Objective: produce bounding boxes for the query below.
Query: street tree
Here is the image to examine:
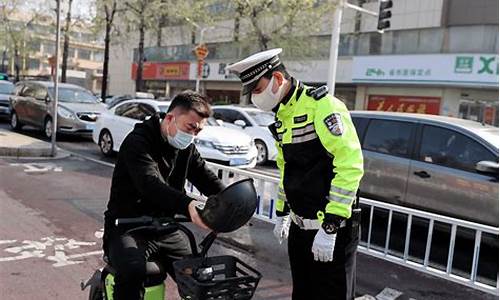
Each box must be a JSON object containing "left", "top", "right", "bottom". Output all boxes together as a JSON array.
[
  {"left": 120, "top": 0, "right": 167, "bottom": 92},
  {"left": 229, "top": 0, "right": 336, "bottom": 56},
  {"left": 0, "top": 0, "right": 42, "bottom": 81},
  {"left": 92, "top": 0, "right": 122, "bottom": 101},
  {"left": 60, "top": 0, "right": 74, "bottom": 83}
]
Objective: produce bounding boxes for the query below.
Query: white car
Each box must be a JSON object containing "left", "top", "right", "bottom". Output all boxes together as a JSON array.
[
  {"left": 92, "top": 99, "right": 258, "bottom": 168},
  {"left": 213, "top": 105, "right": 277, "bottom": 165}
]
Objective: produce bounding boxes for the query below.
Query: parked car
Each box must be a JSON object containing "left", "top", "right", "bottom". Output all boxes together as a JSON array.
[
  {"left": 0, "top": 80, "right": 14, "bottom": 119},
  {"left": 9, "top": 81, "right": 106, "bottom": 139},
  {"left": 351, "top": 111, "right": 499, "bottom": 227},
  {"left": 213, "top": 105, "right": 277, "bottom": 165},
  {"left": 93, "top": 99, "right": 258, "bottom": 168}
]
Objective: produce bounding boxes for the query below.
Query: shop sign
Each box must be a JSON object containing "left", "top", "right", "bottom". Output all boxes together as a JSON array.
[
  {"left": 131, "top": 62, "right": 190, "bottom": 80},
  {"left": 353, "top": 54, "right": 498, "bottom": 87},
  {"left": 189, "top": 62, "right": 238, "bottom": 80},
  {"left": 367, "top": 95, "right": 441, "bottom": 115}
]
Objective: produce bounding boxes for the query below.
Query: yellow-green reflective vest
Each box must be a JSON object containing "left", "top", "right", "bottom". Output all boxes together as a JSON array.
[{"left": 274, "top": 81, "right": 364, "bottom": 219}]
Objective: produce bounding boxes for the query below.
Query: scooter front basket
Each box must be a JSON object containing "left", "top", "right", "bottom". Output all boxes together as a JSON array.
[{"left": 173, "top": 255, "right": 261, "bottom": 300}]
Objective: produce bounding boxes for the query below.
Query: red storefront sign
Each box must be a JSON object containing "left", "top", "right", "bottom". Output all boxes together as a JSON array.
[
  {"left": 131, "top": 62, "right": 190, "bottom": 80},
  {"left": 367, "top": 95, "right": 441, "bottom": 115}
]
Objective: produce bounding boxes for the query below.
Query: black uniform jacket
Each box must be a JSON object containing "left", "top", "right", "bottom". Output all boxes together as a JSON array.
[{"left": 104, "top": 113, "right": 224, "bottom": 232}]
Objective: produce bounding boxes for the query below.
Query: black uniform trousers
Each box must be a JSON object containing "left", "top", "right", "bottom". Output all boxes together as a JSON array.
[
  {"left": 106, "top": 230, "right": 191, "bottom": 300},
  {"left": 288, "top": 218, "right": 359, "bottom": 300}
]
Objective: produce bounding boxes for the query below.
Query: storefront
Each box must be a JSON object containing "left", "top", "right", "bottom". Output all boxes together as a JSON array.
[{"left": 352, "top": 54, "right": 499, "bottom": 126}]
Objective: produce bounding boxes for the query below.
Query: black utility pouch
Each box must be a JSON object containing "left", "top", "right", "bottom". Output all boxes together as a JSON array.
[{"left": 349, "top": 208, "right": 362, "bottom": 237}]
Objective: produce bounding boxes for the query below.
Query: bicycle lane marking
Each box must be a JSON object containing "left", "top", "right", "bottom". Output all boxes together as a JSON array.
[{"left": 0, "top": 230, "right": 104, "bottom": 267}]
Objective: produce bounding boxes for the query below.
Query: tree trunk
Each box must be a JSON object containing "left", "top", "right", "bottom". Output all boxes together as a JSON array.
[
  {"left": 101, "top": 20, "right": 112, "bottom": 101},
  {"left": 61, "top": 0, "right": 73, "bottom": 83},
  {"left": 14, "top": 47, "right": 20, "bottom": 82},
  {"left": 136, "top": 16, "right": 145, "bottom": 92}
]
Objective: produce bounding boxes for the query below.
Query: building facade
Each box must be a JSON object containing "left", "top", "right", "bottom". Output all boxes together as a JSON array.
[
  {"left": 109, "top": 0, "right": 499, "bottom": 125},
  {"left": 1, "top": 13, "right": 104, "bottom": 93}
]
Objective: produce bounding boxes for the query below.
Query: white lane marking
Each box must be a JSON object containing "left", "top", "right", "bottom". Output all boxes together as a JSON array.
[
  {"left": 376, "top": 287, "right": 404, "bottom": 300},
  {"left": 94, "top": 228, "right": 104, "bottom": 239},
  {"left": 0, "top": 235, "right": 102, "bottom": 267},
  {"left": 10, "top": 163, "right": 63, "bottom": 173},
  {"left": 0, "top": 240, "right": 17, "bottom": 245},
  {"left": 62, "top": 149, "right": 115, "bottom": 168}
]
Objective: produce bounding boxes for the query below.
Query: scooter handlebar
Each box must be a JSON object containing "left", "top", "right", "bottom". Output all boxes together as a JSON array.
[{"left": 115, "top": 216, "right": 153, "bottom": 227}]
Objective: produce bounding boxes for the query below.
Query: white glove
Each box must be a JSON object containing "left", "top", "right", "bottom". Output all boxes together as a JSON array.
[
  {"left": 311, "top": 228, "right": 337, "bottom": 262},
  {"left": 273, "top": 215, "right": 291, "bottom": 244}
]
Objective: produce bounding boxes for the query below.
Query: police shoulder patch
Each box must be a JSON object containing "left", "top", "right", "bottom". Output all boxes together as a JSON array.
[{"left": 323, "top": 113, "right": 343, "bottom": 136}]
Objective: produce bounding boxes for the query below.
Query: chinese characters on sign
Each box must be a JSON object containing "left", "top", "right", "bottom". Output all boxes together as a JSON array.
[
  {"left": 131, "top": 62, "right": 190, "bottom": 80},
  {"left": 367, "top": 95, "right": 441, "bottom": 115},
  {"left": 353, "top": 54, "right": 498, "bottom": 86}
]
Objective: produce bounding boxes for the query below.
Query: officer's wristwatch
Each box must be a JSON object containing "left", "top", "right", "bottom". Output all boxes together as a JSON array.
[
  {"left": 322, "top": 222, "right": 339, "bottom": 234},
  {"left": 321, "top": 214, "right": 344, "bottom": 235}
]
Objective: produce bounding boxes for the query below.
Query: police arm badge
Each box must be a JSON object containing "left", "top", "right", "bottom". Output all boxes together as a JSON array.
[{"left": 324, "top": 113, "right": 343, "bottom": 136}]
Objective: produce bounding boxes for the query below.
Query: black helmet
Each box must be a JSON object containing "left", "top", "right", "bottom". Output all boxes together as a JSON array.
[{"left": 199, "top": 179, "right": 258, "bottom": 233}]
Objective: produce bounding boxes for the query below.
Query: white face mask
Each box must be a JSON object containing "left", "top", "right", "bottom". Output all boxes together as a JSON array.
[
  {"left": 167, "top": 117, "right": 195, "bottom": 150},
  {"left": 251, "top": 76, "right": 285, "bottom": 111}
]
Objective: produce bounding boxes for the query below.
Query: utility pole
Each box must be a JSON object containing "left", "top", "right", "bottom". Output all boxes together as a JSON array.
[
  {"left": 51, "top": 0, "right": 61, "bottom": 157},
  {"left": 327, "top": 0, "right": 388, "bottom": 95}
]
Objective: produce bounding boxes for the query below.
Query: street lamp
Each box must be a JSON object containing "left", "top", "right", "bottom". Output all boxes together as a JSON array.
[
  {"left": 184, "top": 18, "right": 215, "bottom": 93},
  {"left": 195, "top": 26, "right": 214, "bottom": 93},
  {"left": 51, "top": 0, "right": 62, "bottom": 157}
]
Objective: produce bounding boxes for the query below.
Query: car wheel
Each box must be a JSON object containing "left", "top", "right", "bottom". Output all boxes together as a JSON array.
[
  {"left": 255, "top": 140, "right": 268, "bottom": 165},
  {"left": 10, "top": 111, "right": 22, "bottom": 130},
  {"left": 99, "top": 130, "right": 115, "bottom": 157},
  {"left": 44, "top": 117, "right": 53, "bottom": 140}
]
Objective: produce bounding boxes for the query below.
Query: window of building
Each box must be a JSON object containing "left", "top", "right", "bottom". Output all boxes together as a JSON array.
[
  {"left": 43, "top": 43, "right": 56, "bottom": 55},
  {"left": 68, "top": 48, "right": 76, "bottom": 58},
  {"left": 363, "top": 119, "right": 414, "bottom": 158},
  {"left": 78, "top": 49, "right": 91, "bottom": 60},
  {"left": 28, "top": 40, "right": 41, "bottom": 53},
  {"left": 28, "top": 58, "right": 40, "bottom": 70},
  {"left": 419, "top": 125, "right": 497, "bottom": 173},
  {"left": 93, "top": 51, "right": 104, "bottom": 62}
]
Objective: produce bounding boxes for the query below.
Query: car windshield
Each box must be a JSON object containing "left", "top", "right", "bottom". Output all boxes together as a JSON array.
[
  {"left": 0, "top": 82, "right": 14, "bottom": 94},
  {"left": 207, "top": 117, "right": 220, "bottom": 126},
  {"left": 476, "top": 127, "right": 500, "bottom": 150},
  {"left": 246, "top": 110, "right": 275, "bottom": 126},
  {"left": 158, "top": 105, "right": 169, "bottom": 113},
  {"left": 48, "top": 87, "right": 98, "bottom": 103}
]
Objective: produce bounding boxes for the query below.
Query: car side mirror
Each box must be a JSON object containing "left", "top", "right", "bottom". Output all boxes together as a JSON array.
[
  {"left": 234, "top": 119, "right": 246, "bottom": 128},
  {"left": 476, "top": 161, "right": 499, "bottom": 177}
]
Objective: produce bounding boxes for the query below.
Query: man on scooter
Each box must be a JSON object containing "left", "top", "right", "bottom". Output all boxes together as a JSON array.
[{"left": 103, "top": 90, "right": 225, "bottom": 300}]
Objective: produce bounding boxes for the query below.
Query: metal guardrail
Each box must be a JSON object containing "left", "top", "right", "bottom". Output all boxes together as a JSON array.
[{"left": 187, "top": 162, "right": 499, "bottom": 295}]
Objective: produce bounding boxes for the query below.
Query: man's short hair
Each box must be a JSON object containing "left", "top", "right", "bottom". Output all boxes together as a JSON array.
[{"left": 167, "top": 90, "right": 212, "bottom": 118}]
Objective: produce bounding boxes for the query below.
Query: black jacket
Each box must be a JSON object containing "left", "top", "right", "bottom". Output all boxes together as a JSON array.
[{"left": 104, "top": 114, "right": 224, "bottom": 231}]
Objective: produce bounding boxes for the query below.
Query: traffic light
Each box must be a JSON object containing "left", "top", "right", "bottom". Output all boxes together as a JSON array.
[{"left": 377, "top": 0, "right": 393, "bottom": 31}]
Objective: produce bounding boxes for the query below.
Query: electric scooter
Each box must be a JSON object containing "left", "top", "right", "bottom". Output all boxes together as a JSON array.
[{"left": 81, "top": 216, "right": 261, "bottom": 300}]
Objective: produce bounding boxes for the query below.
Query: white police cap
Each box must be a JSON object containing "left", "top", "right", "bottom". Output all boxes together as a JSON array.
[{"left": 226, "top": 48, "right": 283, "bottom": 95}]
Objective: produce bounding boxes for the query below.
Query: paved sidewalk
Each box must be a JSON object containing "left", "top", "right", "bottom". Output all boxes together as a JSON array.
[{"left": 0, "top": 127, "right": 52, "bottom": 157}]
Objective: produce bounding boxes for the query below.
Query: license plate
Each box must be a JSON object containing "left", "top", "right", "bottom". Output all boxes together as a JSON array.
[
  {"left": 230, "top": 158, "right": 247, "bottom": 166},
  {"left": 86, "top": 124, "right": 95, "bottom": 130}
]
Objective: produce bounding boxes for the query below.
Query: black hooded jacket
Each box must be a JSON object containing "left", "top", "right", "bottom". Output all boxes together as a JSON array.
[{"left": 104, "top": 113, "right": 224, "bottom": 232}]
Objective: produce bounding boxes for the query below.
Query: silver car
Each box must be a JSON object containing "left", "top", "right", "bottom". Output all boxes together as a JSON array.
[
  {"left": 351, "top": 111, "right": 499, "bottom": 227},
  {"left": 9, "top": 81, "right": 106, "bottom": 139},
  {"left": 0, "top": 80, "right": 14, "bottom": 118}
]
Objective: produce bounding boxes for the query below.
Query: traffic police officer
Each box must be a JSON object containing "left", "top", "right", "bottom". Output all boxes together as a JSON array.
[{"left": 226, "top": 48, "right": 364, "bottom": 300}]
